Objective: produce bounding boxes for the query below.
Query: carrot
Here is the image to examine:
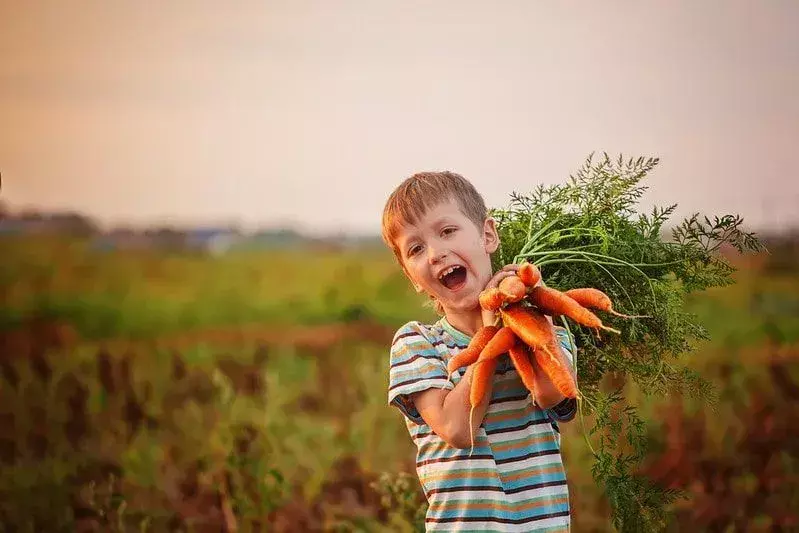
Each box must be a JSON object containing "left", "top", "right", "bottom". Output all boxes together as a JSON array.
[
  {"left": 564, "top": 287, "right": 650, "bottom": 319},
  {"left": 467, "top": 357, "right": 498, "bottom": 454},
  {"left": 500, "top": 303, "right": 578, "bottom": 399},
  {"left": 468, "top": 327, "right": 518, "bottom": 453},
  {"left": 538, "top": 335, "right": 578, "bottom": 399},
  {"left": 528, "top": 286, "right": 621, "bottom": 334},
  {"left": 498, "top": 276, "right": 526, "bottom": 303},
  {"left": 447, "top": 325, "right": 499, "bottom": 376},
  {"left": 508, "top": 344, "right": 536, "bottom": 396},
  {"left": 500, "top": 303, "right": 558, "bottom": 357},
  {"left": 479, "top": 287, "right": 504, "bottom": 311},
  {"left": 473, "top": 327, "right": 518, "bottom": 365},
  {"left": 517, "top": 262, "right": 541, "bottom": 288}
]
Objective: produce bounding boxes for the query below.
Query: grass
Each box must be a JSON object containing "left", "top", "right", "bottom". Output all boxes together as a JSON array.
[{"left": 0, "top": 236, "right": 432, "bottom": 340}]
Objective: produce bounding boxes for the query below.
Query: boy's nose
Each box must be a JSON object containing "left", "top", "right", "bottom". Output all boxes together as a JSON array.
[{"left": 428, "top": 247, "right": 447, "bottom": 264}]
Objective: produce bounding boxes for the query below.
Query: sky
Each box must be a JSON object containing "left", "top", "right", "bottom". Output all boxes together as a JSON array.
[{"left": 1, "top": 1, "right": 798, "bottom": 236}]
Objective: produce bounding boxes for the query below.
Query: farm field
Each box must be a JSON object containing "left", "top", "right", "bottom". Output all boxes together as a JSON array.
[{"left": 1, "top": 235, "right": 798, "bottom": 532}]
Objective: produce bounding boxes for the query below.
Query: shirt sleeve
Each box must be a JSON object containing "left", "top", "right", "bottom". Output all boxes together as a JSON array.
[
  {"left": 387, "top": 322, "right": 454, "bottom": 425},
  {"left": 547, "top": 326, "right": 578, "bottom": 422}
]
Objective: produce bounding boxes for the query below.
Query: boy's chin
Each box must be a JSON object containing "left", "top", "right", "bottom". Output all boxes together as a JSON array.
[{"left": 440, "top": 294, "right": 480, "bottom": 313}]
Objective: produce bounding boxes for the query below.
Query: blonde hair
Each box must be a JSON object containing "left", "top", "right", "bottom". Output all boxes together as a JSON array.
[{"left": 381, "top": 171, "right": 489, "bottom": 315}]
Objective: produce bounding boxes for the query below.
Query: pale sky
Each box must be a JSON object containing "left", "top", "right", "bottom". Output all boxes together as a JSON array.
[{"left": 1, "top": 1, "right": 797, "bottom": 235}]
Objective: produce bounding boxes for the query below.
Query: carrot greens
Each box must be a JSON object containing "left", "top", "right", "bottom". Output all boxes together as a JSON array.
[{"left": 489, "top": 153, "right": 764, "bottom": 531}]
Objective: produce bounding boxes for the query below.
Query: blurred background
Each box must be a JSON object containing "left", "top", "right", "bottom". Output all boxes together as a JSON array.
[{"left": 1, "top": 2, "right": 798, "bottom": 531}]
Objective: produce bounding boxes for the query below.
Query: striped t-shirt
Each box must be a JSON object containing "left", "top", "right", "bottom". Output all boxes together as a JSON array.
[{"left": 388, "top": 317, "right": 577, "bottom": 532}]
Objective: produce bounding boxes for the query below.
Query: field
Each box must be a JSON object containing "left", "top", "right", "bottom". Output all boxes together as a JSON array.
[{"left": 1, "top": 234, "right": 798, "bottom": 532}]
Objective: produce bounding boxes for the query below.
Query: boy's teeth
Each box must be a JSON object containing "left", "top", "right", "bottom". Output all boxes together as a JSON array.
[{"left": 439, "top": 266, "right": 457, "bottom": 279}]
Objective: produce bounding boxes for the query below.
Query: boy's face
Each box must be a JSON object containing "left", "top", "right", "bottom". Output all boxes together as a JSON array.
[{"left": 395, "top": 198, "right": 499, "bottom": 315}]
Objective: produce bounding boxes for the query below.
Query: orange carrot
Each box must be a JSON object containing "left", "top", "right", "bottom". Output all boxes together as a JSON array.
[
  {"left": 498, "top": 276, "right": 526, "bottom": 303},
  {"left": 564, "top": 287, "right": 650, "bottom": 319},
  {"left": 474, "top": 327, "right": 518, "bottom": 365},
  {"left": 468, "top": 357, "right": 498, "bottom": 454},
  {"left": 500, "top": 304, "right": 578, "bottom": 399},
  {"left": 447, "top": 325, "right": 499, "bottom": 376},
  {"left": 538, "top": 335, "right": 578, "bottom": 399},
  {"left": 517, "top": 262, "right": 541, "bottom": 288},
  {"left": 529, "top": 286, "right": 621, "bottom": 334},
  {"left": 470, "top": 354, "right": 500, "bottom": 407},
  {"left": 500, "top": 304, "right": 557, "bottom": 357},
  {"left": 508, "top": 344, "right": 536, "bottom": 396},
  {"left": 479, "top": 287, "right": 504, "bottom": 311},
  {"left": 468, "top": 327, "right": 518, "bottom": 453}
]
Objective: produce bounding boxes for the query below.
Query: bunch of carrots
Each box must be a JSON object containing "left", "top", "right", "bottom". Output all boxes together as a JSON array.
[{"left": 447, "top": 262, "right": 644, "bottom": 449}]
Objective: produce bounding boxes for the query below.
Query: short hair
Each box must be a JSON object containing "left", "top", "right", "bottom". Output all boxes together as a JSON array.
[{"left": 381, "top": 171, "right": 488, "bottom": 261}]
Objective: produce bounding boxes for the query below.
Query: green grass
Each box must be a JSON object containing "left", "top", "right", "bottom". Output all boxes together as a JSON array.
[{"left": 0, "top": 236, "right": 434, "bottom": 339}]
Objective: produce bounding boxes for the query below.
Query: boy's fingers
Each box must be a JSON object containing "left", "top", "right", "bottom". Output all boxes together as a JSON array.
[{"left": 486, "top": 270, "right": 517, "bottom": 289}]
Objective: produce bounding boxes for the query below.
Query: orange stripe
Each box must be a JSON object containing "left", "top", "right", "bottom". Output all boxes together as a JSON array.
[
  {"left": 420, "top": 471, "right": 500, "bottom": 483},
  {"left": 492, "top": 433, "right": 556, "bottom": 453},
  {"left": 500, "top": 464, "right": 564, "bottom": 482},
  {"left": 429, "top": 496, "right": 570, "bottom": 513}
]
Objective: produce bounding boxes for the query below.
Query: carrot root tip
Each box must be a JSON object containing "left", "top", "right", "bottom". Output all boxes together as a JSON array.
[{"left": 468, "top": 405, "right": 476, "bottom": 457}]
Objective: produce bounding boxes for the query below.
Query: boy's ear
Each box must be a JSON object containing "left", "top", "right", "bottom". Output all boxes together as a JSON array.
[{"left": 482, "top": 217, "right": 500, "bottom": 253}]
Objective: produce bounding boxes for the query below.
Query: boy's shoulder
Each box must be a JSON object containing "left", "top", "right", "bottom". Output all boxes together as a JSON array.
[
  {"left": 390, "top": 318, "right": 463, "bottom": 356},
  {"left": 391, "top": 319, "right": 442, "bottom": 347}
]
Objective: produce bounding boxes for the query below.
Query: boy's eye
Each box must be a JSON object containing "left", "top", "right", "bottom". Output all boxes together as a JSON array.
[
  {"left": 407, "top": 245, "right": 422, "bottom": 257},
  {"left": 442, "top": 227, "right": 456, "bottom": 236}
]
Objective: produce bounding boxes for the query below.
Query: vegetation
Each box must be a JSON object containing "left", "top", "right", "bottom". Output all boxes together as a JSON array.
[{"left": 1, "top": 155, "right": 797, "bottom": 531}]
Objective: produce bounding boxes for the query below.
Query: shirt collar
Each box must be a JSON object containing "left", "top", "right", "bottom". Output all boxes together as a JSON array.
[{"left": 439, "top": 316, "right": 472, "bottom": 345}]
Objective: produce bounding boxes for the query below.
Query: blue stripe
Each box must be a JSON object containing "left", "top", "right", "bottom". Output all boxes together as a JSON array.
[{"left": 502, "top": 471, "right": 567, "bottom": 492}]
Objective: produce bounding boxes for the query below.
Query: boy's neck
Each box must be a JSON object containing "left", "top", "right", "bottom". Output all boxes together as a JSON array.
[{"left": 443, "top": 309, "right": 484, "bottom": 339}]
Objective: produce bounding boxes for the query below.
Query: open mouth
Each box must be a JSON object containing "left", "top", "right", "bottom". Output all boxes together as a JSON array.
[{"left": 438, "top": 265, "right": 467, "bottom": 291}]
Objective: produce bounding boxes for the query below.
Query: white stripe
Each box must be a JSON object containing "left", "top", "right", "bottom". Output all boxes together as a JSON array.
[
  {"left": 428, "top": 514, "right": 569, "bottom": 532},
  {"left": 485, "top": 421, "right": 557, "bottom": 442},
  {"left": 501, "top": 482, "right": 570, "bottom": 503},
  {"left": 419, "top": 458, "right": 500, "bottom": 474},
  {"left": 494, "top": 452, "right": 563, "bottom": 474},
  {"left": 390, "top": 377, "right": 452, "bottom": 398},
  {"left": 427, "top": 489, "right": 511, "bottom": 501},
  {"left": 486, "top": 398, "right": 530, "bottom": 413},
  {"left": 420, "top": 456, "right": 565, "bottom": 484}
]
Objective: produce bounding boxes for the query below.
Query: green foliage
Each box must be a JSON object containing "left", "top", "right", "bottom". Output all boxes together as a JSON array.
[
  {"left": 371, "top": 471, "right": 427, "bottom": 532},
  {"left": 490, "top": 153, "right": 765, "bottom": 531},
  {"left": 0, "top": 244, "right": 421, "bottom": 339}
]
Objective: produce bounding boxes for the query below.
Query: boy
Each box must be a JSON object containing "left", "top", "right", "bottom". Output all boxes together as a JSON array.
[{"left": 381, "top": 171, "right": 577, "bottom": 531}]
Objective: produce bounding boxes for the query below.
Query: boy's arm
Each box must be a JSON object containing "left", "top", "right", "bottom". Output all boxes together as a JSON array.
[
  {"left": 410, "top": 363, "right": 493, "bottom": 449},
  {"left": 410, "top": 263, "right": 521, "bottom": 448}
]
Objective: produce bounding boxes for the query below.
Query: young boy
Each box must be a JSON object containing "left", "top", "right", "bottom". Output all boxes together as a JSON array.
[{"left": 381, "top": 171, "right": 577, "bottom": 531}]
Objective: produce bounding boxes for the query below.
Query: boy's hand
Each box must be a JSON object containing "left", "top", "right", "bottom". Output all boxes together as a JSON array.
[{"left": 480, "top": 264, "right": 520, "bottom": 327}]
